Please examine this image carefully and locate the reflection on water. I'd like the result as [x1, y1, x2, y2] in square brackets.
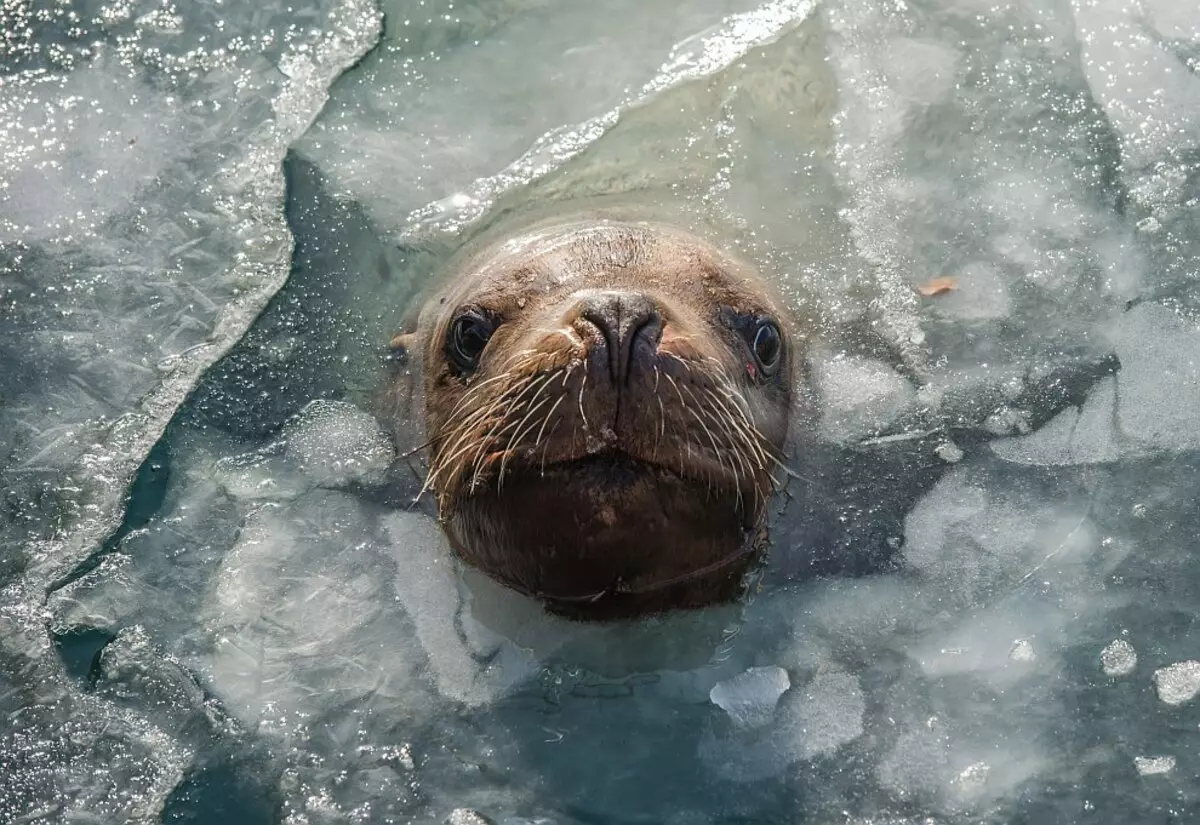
[3, 0, 1200, 822]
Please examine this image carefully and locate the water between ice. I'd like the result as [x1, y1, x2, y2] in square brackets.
[3, 0, 1200, 822]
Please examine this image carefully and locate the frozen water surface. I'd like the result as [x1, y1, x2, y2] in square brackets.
[4, 0, 1200, 822]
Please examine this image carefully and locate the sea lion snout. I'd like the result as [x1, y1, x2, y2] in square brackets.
[570, 290, 664, 387]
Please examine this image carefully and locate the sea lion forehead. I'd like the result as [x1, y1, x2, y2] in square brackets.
[445, 219, 780, 316]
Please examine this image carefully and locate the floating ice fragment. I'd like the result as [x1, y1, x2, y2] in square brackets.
[1008, 639, 1037, 663]
[1153, 661, 1200, 705]
[953, 761, 991, 792]
[284, 400, 395, 487]
[935, 442, 964, 464]
[1100, 639, 1137, 677]
[446, 810, 493, 825]
[709, 665, 791, 730]
[812, 354, 916, 442]
[1134, 755, 1176, 776]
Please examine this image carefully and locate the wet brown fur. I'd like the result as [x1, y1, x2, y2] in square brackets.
[387, 220, 806, 619]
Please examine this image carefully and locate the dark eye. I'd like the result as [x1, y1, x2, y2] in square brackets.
[447, 310, 496, 374]
[752, 320, 783, 376]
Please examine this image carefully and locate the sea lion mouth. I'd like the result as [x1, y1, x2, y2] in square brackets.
[441, 452, 766, 618]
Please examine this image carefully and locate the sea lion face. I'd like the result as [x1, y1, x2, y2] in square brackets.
[409, 220, 799, 618]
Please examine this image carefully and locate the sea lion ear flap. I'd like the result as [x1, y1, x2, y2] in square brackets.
[388, 332, 416, 362]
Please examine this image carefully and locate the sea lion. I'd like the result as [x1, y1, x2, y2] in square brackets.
[386, 218, 811, 619]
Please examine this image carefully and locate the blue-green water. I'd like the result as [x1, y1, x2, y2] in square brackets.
[4, 0, 1200, 823]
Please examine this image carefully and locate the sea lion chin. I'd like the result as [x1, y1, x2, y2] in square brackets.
[388, 218, 804, 620]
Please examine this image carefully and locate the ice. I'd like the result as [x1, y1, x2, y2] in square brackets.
[812, 353, 916, 442]
[1110, 304, 1200, 451]
[1, 2, 381, 822]
[701, 667, 865, 782]
[1101, 639, 1138, 677]
[709, 665, 791, 730]
[6, 0, 1200, 821]
[281, 400, 396, 487]
[991, 376, 1121, 466]
[296, 0, 812, 234]
[1153, 661, 1200, 706]
[1134, 756, 1176, 776]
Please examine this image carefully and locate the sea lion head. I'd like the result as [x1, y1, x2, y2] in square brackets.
[396, 220, 805, 619]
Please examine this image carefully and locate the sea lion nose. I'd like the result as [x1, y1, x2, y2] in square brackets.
[575, 290, 663, 385]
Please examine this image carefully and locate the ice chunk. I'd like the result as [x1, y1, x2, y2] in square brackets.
[991, 377, 1121, 466]
[1008, 639, 1037, 663]
[1153, 661, 1200, 706]
[383, 511, 543, 706]
[701, 668, 864, 782]
[446, 810, 493, 825]
[1100, 639, 1137, 677]
[1072, 0, 1200, 173]
[709, 666, 791, 730]
[1110, 304, 1200, 452]
[1134, 756, 1176, 776]
[812, 354, 917, 442]
[202, 494, 429, 729]
[284, 400, 395, 487]
[299, 0, 813, 234]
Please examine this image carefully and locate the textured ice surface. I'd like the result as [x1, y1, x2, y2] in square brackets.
[1101, 639, 1138, 677]
[6, 0, 1200, 822]
[1154, 662, 1200, 706]
[0, 1, 380, 823]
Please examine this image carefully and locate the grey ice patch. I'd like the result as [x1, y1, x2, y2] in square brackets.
[1111, 304, 1200, 452]
[1100, 639, 1137, 677]
[700, 669, 864, 782]
[383, 512, 544, 706]
[990, 376, 1120, 466]
[709, 666, 792, 730]
[1153, 661, 1200, 705]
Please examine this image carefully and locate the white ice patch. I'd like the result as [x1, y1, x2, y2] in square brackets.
[1153, 661, 1200, 706]
[812, 353, 916, 442]
[709, 666, 791, 730]
[284, 400, 395, 487]
[1100, 639, 1138, 677]
[1134, 755, 1176, 776]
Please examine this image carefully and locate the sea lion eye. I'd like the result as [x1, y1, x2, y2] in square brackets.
[752, 320, 783, 376]
[448, 310, 496, 373]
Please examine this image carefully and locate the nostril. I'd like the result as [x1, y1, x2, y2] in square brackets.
[575, 291, 661, 385]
